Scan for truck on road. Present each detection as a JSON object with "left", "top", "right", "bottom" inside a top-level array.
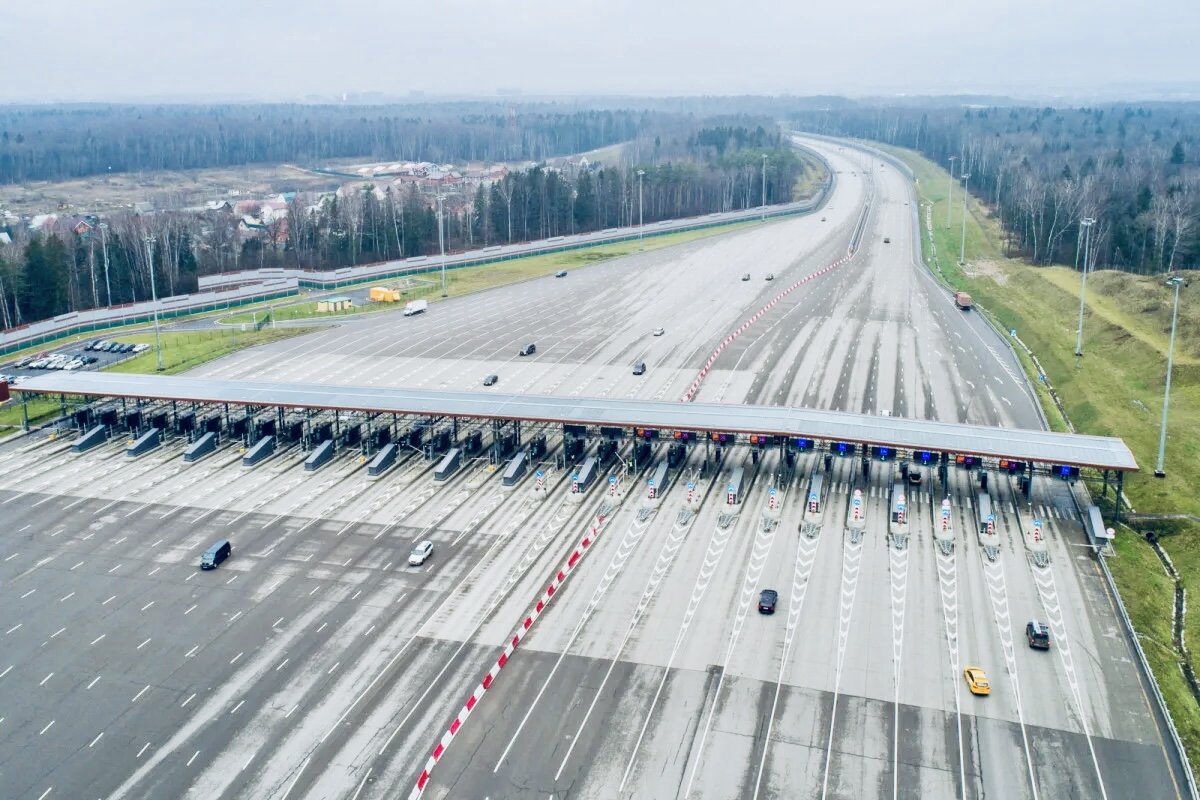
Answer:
[
  {"left": 403, "top": 299, "right": 428, "bottom": 316},
  {"left": 954, "top": 291, "right": 973, "bottom": 310}
]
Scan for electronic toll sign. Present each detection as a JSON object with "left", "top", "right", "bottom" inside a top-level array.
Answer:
[
  {"left": 913, "top": 450, "right": 936, "bottom": 464},
  {"left": 832, "top": 441, "right": 856, "bottom": 456},
  {"left": 955, "top": 454, "right": 978, "bottom": 468},
  {"left": 1055, "top": 464, "right": 1081, "bottom": 480},
  {"left": 673, "top": 430, "right": 698, "bottom": 442},
  {"left": 749, "top": 434, "right": 776, "bottom": 447},
  {"left": 871, "top": 445, "right": 895, "bottom": 461},
  {"left": 793, "top": 437, "right": 814, "bottom": 451},
  {"left": 634, "top": 427, "right": 660, "bottom": 440},
  {"left": 998, "top": 459, "right": 1028, "bottom": 473},
  {"left": 709, "top": 431, "right": 735, "bottom": 444}
]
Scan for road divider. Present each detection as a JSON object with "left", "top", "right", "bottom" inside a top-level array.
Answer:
[
  {"left": 682, "top": 253, "right": 855, "bottom": 402},
  {"left": 409, "top": 511, "right": 610, "bottom": 799}
]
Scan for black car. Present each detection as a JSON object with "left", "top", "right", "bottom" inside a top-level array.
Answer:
[
  {"left": 1026, "top": 620, "right": 1051, "bottom": 650},
  {"left": 482, "top": 374, "right": 498, "bottom": 386},
  {"left": 554, "top": 270, "right": 568, "bottom": 278},
  {"left": 758, "top": 589, "right": 778, "bottom": 615},
  {"left": 907, "top": 469, "right": 923, "bottom": 486},
  {"left": 632, "top": 361, "right": 646, "bottom": 376},
  {"left": 519, "top": 343, "right": 536, "bottom": 356}
]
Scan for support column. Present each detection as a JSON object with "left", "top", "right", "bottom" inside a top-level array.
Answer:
[
  {"left": 1115, "top": 472, "right": 1124, "bottom": 524},
  {"left": 334, "top": 409, "right": 340, "bottom": 451}
]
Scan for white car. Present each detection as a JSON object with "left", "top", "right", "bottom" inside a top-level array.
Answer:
[
  {"left": 408, "top": 540, "right": 434, "bottom": 566},
  {"left": 652, "top": 327, "right": 665, "bottom": 336},
  {"left": 133, "top": 343, "right": 150, "bottom": 353}
]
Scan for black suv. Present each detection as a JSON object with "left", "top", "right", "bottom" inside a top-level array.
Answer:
[
  {"left": 519, "top": 343, "right": 536, "bottom": 356},
  {"left": 758, "top": 589, "right": 778, "bottom": 615},
  {"left": 1026, "top": 620, "right": 1051, "bottom": 650}
]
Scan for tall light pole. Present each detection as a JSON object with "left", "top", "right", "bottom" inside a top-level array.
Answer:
[
  {"left": 1074, "top": 216, "right": 1096, "bottom": 359},
  {"left": 98, "top": 222, "right": 112, "bottom": 307},
  {"left": 760, "top": 154, "right": 768, "bottom": 221},
  {"left": 436, "top": 186, "right": 447, "bottom": 297},
  {"left": 143, "top": 236, "right": 164, "bottom": 371},
  {"left": 1154, "top": 275, "right": 1186, "bottom": 478},
  {"left": 946, "top": 155, "right": 957, "bottom": 228},
  {"left": 636, "top": 169, "right": 645, "bottom": 241},
  {"left": 958, "top": 173, "right": 970, "bottom": 265}
]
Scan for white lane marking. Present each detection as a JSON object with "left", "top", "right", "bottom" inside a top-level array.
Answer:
[
  {"left": 102, "top": 595, "right": 117, "bottom": 605},
  {"left": 89, "top": 731, "right": 103, "bottom": 748},
  {"left": 819, "top": 534, "right": 864, "bottom": 800},
  {"left": 225, "top": 574, "right": 238, "bottom": 585},
  {"left": 136, "top": 742, "right": 150, "bottom": 758},
  {"left": 141, "top": 601, "right": 155, "bottom": 611},
  {"left": 50, "top": 627, "right": 66, "bottom": 638},
  {"left": 137, "top": 637, "right": 151, "bottom": 650},
  {"left": 39, "top": 672, "right": 53, "bottom": 686},
  {"left": 186, "top": 750, "right": 200, "bottom": 767},
  {"left": 39, "top": 720, "right": 54, "bottom": 735},
  {"left": 20, "top": 589, "right": 36, "bottom": 599},
  {"left": 241, "top": 751, "right": 257, "bottom": 772},
  {"left": 59, "top": 592, "right": 74, "bottom": 602},
  {"left": 350, "top": 769, "right": 373, "bottom": 800},
  {"left": 148, "top": 566, "right": 160, "bottom": 576},
  {"left": 131, "top": 686, "right": 150, "bottom": 703},
  {"left": 0, "top": 665, "right": 11, "bottom": 679},
  {"left": 273, "top": 617, "right": 285, "bottom": 628},
  {"left": 184, "top": 604, "right": 197, "bottom": 615},
  {"left": 91, "top": 634, "right": 105, "bottom": 645},
  {"left": 5, "top": 623, "right": 21, "bottom": 634},
  {"left": 230, "top": 611, "right": 243, "bottom": 623},
  {"left": 181, "top": 693, "right": 197, "bottom": 708},
  {"left": 185, "top": 645, "right": 199, "bottom": 658},
  {"left": 327, "top": 661, "right": 340, "bottom": 675},
  {"left": 279, "top": 756, "right": 311, "bottom": 800},
  {"left": 3, "top": 553, "right": 18, "bottom": 562},
  {"left": 276, "top": 658, "right": 290, "bottom": 672},
  {"left": 87, "top": 675, "right": 101, "bottom": 689},
  {"left": 230, "top": 652, "right": 243, "bottom": 665},
  {"left": 107, "top": 564, "right": 122, "bottom": 574},
  {"left": 231, "top": 699, "right": 245, "bottom": 714},
  {"left": 37, "top": 788, "right": 52, "bottom": 800}
]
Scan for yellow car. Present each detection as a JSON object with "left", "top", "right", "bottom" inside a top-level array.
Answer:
[{"left": 963, "top": 666, "right": 991, "bottom": 696}]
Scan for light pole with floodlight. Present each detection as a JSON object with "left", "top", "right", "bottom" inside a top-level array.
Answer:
[
  {"left": 958, "top": 173, "right": 970, "bottom": 264},
  {"left": 1154, "top": 275, "right": 1186, "bottom": 478},
  {"left": 946, "top": 155, "right": 957, "bottom": 227},
  {"left": 143, "top": 236, "right": 164, "bottom": 371},
  {"left": 637, "top": 169, "right": 645, "bottom": 241},
  {"left": 1074, "top": 216, "right": 1096, "bottom": 360}
]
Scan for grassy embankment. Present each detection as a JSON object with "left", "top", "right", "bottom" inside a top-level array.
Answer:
[
  {"left": 0, "top": 327, "right": 309, "bottom": 431},
  {"left": 881, "top": 142, "right": 1200, "bottom": 765},
  {"left": 221, "top": 219, "right": 766, "bottom": 325}
]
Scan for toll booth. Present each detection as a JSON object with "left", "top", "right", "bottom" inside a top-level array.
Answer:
[
  {"left": 806, "top": 473, "right": 824, "bottom": 515},
  {"left": 126, "top": 428, "right": 161, "bottom": 457},
  {"left": 176, "top": 411, "right": 196, "bottom": 436},
  {"left": 124, "top": 410, "right": 142, "bottom": 433},
  {"left": 890, "top": 482, "right": 907, "bottom": 525},
  {"left": 726, "top": 466, "right": 745, "bottom": 505},
  {"left": 502, "top": 449, "right": 529, "bottom": 486},
  {"left": 1084, "top": 505, "right": 1114, "bottom": 550},
  {"left": 183, "top": 431, "right": 218, "bottom": 463},
  {"left": 73, "top": 424, "right": 108, "bottom": 453},
  {"left": 433, "top": 448, "right": 462, "bottom": 481},
  {"left": 572, "top": 456, "right": 598, "bottom": 493},
  {"left": 647, "top": 461, "right": 669, "bottom": 499},
  {"left": 367, "top": 443, "right": 398, "bottom": 477},
  {"left": 242, "top": 435, "right": 275, "bottom": 467},
  {"left": 304, "top": 439, "right": 334, "bottom": 471},
  {"left": 977, "top": 492, "right": 994, "bottom": 535}
]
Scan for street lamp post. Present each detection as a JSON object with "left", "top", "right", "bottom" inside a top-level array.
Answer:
[
  {"left": 1074, "top": 217, "right": 1096, "bottom": 359},
  {"left": 436, "top": 187, "right": 447, "bottom": 297},
  {"left": 946, "top": 156, "right": 957, "bottom": 227},
  {"left": 636, "top": 169, "right": 645, "bottom": 241},
  {"left": 98, "top": 222, "right": 112, "bottom": 307},
  {"left": 958, "top": 173, "right": 970, "bottom": 265},
  {"left": 761, "top": 154, "right": 768, "bottom": 221},
  {"left": 1154, "top": 276, "right": 1186, "bottom": 478},
  {"left": 143, "top": 236, "right": 164, "bottom": 371}
]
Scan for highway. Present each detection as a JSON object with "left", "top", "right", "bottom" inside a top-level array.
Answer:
[{"left": 0, "top": 136, "right": 1183, "bottom": 800}]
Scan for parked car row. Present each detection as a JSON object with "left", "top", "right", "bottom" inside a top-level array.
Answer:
[
  {"left": 85, "top": 339, "right": 147, "bottom": 354},
  {"left": 17, "top": 352, "right": 99, "bottom": 371}
]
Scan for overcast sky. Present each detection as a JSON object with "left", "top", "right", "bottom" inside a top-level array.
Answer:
[{"left": 2, "top": 0, "right": 1198, "bottom": 102}]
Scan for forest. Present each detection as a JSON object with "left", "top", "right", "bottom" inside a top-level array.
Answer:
[
  {"left": 0, "top": 115, "right": 815, "bottom": 329},
  {"left": 0, "top": 104, "right": 642, "bottom": 183},
  {"left": 790, "top": 102, "right": 1200, "bottom": 273}
]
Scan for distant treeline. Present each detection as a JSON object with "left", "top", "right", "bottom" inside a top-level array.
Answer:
[
  {"left": 0, "top": 122, "right": 821, "bottom": 328},
  {"left": 791, "top": 103, "right": 1200, "bottom": 273},
  {"left": 0, "top": 104, "right": 641, "bottom": 182}
]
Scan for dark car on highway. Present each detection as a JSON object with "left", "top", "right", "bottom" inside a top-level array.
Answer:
[
  {"left": 483, "top": 374, "right": 498, "bottom": 386},
  {"left": 758, "top": 589, "right": 778, "bottom": 614},
  {"left": 519, "top": 343, "right": 536, "bottom": 356}
]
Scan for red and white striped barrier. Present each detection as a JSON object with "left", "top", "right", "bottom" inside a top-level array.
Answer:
[
  {"left": 681, "top": 254, "right": 854, "bottom": 402},
  {"left": 409, "top": 512, "right": 610, "bottom": 799}
]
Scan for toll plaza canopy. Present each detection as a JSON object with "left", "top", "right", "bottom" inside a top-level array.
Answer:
[{"left": 14, "top": 372, "right": 1139, "bottom": 472}]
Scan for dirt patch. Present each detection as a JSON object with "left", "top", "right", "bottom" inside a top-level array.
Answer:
[{"left": 961, "top": 258, "right": 1011, "bottom": 286}]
